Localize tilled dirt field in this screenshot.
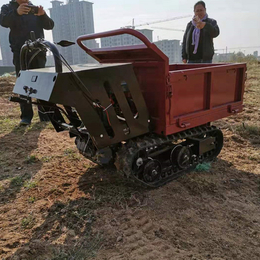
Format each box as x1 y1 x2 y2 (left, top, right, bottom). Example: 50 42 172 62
0 64 260 260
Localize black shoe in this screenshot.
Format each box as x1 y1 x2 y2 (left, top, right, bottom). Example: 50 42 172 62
19 120 31 126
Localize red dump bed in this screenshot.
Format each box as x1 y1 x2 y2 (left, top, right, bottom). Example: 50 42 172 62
77 29 246 136
164 63 246 135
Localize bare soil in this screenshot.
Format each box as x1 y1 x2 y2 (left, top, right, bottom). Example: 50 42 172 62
0 64 260 260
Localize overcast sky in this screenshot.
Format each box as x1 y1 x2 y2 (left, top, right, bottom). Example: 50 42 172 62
0 0 259 54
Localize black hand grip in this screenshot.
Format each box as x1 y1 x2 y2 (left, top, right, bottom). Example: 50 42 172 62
30 31 36 41
9 96 29 104
56 40 75 47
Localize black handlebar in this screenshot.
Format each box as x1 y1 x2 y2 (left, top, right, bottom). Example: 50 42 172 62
20 37 62 73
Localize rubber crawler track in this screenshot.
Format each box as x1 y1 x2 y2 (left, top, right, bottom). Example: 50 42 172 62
115 125 223 188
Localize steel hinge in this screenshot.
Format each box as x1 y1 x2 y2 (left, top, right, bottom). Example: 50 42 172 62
166 74 173 98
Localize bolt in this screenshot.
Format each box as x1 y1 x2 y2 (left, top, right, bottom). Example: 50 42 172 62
152 170 157 176
100 134 104 138
136 158 143 167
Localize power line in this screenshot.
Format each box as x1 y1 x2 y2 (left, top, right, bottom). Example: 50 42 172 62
151 26 184 32
124 15 191 29
215 46 260 51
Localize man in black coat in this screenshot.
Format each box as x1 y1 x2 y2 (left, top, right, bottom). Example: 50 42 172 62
182 1 219 64
0 0 54 125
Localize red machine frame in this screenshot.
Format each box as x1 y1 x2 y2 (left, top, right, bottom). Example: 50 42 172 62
77 29 246 136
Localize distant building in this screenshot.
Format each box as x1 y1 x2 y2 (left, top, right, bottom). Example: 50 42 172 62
101 29 153 47
50 0 98 65
154 39 182 63
253 51 258 58
213 53 234 62
0 27 13 66
100 29 181 63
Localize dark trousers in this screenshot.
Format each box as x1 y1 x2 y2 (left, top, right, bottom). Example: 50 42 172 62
13 51 49 123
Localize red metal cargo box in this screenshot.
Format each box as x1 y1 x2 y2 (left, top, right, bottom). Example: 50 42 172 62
77 29 246 136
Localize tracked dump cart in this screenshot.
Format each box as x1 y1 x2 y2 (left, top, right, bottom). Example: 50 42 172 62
11 29 246 187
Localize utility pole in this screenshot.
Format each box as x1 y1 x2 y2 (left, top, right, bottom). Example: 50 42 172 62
226 46 228 62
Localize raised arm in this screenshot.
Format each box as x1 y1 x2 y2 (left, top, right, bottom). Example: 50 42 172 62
204 19 220 38
38 13 54 30
36 6 54 30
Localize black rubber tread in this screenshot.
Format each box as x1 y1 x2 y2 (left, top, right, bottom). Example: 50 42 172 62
115 125 223 188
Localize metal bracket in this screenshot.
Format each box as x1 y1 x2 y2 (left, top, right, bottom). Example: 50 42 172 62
228 105 241 114
177 119 191 128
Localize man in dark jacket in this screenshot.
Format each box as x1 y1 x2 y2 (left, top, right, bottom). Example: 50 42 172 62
0 0 54 125
182 1 219 63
